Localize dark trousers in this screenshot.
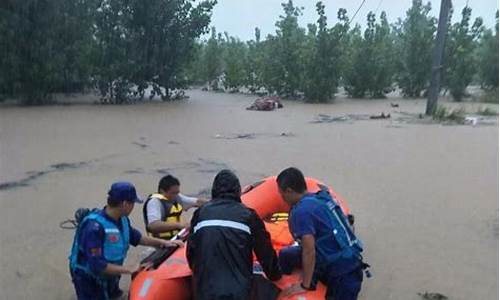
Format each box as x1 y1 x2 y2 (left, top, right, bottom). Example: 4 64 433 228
71 269 122 300
278 246 363 300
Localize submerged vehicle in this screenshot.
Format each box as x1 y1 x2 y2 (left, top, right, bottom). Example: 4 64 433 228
130 176 354 300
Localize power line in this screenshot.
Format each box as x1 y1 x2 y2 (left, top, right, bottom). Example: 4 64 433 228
375 0 384 15
350 0 367 25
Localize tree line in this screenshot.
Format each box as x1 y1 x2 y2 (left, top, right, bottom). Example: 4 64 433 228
187 0 499 103
0 0 498 104
0 0 216 104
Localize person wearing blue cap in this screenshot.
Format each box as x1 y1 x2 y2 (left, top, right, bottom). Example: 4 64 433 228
69 181 183 300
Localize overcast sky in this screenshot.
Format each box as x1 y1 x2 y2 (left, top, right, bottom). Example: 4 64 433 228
205 0 499 41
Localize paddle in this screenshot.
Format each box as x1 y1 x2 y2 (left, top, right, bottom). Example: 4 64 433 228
139 228 189 270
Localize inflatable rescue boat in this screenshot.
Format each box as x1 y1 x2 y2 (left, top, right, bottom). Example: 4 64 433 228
130 176 353 299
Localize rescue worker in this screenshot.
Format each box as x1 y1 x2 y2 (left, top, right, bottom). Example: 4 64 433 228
69 181 183 300
276 167 366 300
187 170 282 300
143 175 206 240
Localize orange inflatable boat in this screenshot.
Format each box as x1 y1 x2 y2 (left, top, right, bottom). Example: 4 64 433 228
130 176 353 300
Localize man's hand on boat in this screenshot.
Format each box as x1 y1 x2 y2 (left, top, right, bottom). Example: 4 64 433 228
281 282 307 298
160 239 184 248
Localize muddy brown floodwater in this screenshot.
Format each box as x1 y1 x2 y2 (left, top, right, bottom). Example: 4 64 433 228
0 89 498 299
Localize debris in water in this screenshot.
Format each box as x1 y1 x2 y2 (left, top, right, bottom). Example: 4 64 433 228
0 161 89 191
124 168 144 174
418 292 448 300
311 114 350 123
369 113 391 119
132 141 149 149
311 114 382 123
390 102 399 108
156 168 173 175
51 162 87 170
464 117 478 126
247 96 283 111
213 133 255 140
168 140 180 145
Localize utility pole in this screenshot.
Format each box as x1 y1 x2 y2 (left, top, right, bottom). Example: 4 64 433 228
426 0 452 115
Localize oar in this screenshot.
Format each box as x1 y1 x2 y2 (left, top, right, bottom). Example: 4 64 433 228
139 228 189 270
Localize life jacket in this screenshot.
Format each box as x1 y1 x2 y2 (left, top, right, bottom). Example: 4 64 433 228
142 193 183 239
291 190 363 277
68 211 130 276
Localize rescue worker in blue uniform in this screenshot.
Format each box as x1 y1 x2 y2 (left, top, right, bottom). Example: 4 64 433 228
276 168 366 300
69 181 183 300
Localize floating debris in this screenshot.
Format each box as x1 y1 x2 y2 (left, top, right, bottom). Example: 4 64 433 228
156 168 173 175
213 133 255 140
132 141 149 149
247 96 283 111
0 161 89 191
418 292 448 300
311 113 385 123
51 162 87 170
124 168 144 174
369 112 391 119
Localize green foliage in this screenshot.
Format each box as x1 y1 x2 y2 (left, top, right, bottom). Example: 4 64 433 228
476 106 498 116
0 0 96 104
184 41 206 85
222 35 247 91
273 0 307 97
126 0 216 101
395 0 436 98
444 6 483 101
0 0 215 104
432 105 466 122
478 88 499 104
243 28 265 93
1 0 498 105
303 4 349 102
477 11 499 91
204 27 224 90
344 11 395 98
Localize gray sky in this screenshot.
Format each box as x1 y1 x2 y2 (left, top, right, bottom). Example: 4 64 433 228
206 0 499 41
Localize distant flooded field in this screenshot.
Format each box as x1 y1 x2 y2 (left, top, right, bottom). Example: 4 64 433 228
0 89 498 299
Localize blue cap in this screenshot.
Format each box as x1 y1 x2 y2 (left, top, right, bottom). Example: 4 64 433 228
108 181 143 203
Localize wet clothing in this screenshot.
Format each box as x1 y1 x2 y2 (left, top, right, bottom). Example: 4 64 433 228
279 245 363 300
69 208 141 300
70 269 122 300
281 191 364 299
143 193 198 239
145 193 198 224
187 170 282 300
143 194 182 239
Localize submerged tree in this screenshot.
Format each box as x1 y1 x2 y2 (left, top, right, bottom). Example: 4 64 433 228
204 27 224 90
0 0 97 104
303 4 349 102
344 11 394 98
274 0 306 97
444 6 483 101
395 0 436 97
477 10 499 91
222 35 247 91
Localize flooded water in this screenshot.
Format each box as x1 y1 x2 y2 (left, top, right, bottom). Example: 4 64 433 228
0 89 498 299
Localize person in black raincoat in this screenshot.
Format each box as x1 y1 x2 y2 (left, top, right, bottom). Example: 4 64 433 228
187 170 282 300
